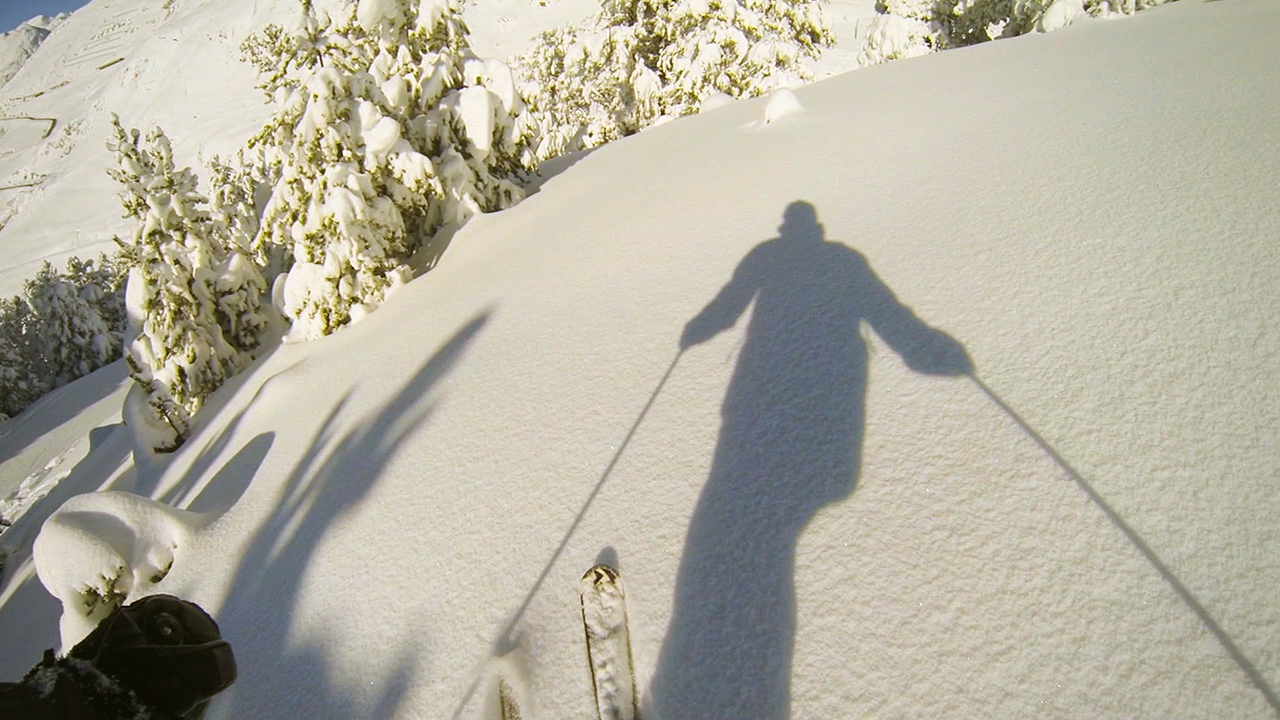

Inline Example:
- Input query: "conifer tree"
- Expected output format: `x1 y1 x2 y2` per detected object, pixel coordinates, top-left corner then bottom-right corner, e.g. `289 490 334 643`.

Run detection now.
517 0 834 156
0 296 45 420
23 260 120 387
857 0 1172 66
65 254 129 344
0 254 126 420
108 116 269 449
207 149 270 262
242 0 537 339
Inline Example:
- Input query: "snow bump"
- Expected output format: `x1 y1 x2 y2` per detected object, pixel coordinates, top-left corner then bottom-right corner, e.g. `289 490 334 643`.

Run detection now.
762 87 804 125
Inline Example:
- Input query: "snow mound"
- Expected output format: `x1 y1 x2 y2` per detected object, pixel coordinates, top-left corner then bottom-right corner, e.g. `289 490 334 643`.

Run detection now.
761 87 805 125
699 92 734 113
33 491 200 649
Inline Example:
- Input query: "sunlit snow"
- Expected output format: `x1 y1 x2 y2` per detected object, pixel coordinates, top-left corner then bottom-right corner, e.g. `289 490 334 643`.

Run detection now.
1 0 1277 719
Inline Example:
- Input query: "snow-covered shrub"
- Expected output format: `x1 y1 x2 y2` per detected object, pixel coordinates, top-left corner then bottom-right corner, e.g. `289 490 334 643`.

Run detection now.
939 0 1047 47
22 260 121 387
241 0 537 339
858 0 1172 65
856 11 935 66
206 149 272 263
108 116 270 449
204 150 284 353
857 0 1018 58
518 25 647 154
0 255 127 419
517 0 834 156
0 296 45 418
1083 0 1169 16
65 254 129 342
34 490 198 649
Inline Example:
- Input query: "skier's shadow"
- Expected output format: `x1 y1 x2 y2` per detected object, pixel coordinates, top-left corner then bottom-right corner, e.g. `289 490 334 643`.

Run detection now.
648 202 970 719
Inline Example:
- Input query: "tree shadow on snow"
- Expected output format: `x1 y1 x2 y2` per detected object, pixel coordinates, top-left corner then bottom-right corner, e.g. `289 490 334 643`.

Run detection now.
211 311 490 720
182 433 275 516
0 421 132 677
116 404 257 503
0 419 275 677
647 202 971 720
0 563 63 679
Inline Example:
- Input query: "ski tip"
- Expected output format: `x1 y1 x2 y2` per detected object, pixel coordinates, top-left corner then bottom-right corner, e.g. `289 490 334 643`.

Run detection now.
497 677 522 720
582 563 620 584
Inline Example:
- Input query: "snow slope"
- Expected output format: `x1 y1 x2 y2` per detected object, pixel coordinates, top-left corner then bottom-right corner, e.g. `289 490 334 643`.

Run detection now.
0 18 57 89
0 0 297 296
2 0 1279 719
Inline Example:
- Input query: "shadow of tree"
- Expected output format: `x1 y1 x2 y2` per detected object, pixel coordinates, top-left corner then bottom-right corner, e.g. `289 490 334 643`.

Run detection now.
122 353 303 503
0 420 134 680
210 311 491 720
648 202 970 720
0 554 63 679
178 432 275 516
0 384 273 676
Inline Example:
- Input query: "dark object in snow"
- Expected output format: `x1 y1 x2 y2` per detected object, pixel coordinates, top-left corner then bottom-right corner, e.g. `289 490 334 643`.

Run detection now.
0 594 236 719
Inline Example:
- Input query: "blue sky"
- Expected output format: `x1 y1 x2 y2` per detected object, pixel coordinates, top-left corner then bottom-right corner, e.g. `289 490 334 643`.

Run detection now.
0 0 89 35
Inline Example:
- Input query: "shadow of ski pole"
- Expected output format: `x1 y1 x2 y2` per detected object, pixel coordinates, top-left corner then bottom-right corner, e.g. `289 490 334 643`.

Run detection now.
448 350 684 720
971 374 1280 717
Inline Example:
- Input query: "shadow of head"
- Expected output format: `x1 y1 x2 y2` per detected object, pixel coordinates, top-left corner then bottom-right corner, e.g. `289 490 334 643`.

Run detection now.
779 200 822 242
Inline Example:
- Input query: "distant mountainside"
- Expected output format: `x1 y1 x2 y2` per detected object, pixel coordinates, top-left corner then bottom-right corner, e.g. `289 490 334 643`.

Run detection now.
20 14 67 32
0 15 68 89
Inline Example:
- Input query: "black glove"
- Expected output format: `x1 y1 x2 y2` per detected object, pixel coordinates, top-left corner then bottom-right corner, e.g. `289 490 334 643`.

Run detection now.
67 594 237 718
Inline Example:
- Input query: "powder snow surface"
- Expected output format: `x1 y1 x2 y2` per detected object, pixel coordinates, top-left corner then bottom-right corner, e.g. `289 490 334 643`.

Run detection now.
1 1 1279 719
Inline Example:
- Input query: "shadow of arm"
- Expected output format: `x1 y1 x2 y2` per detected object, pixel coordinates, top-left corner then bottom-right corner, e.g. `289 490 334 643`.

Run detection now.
681 250 761 349
859 261 971 376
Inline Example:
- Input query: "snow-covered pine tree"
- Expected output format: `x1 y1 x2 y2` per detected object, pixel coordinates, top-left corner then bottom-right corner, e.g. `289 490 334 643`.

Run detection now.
108 116 270 449
855 0 937 66
22 260 121 388
0 296 45 420
517 24 651 155
65 254 129 343
646 0 833 113
207 149 270 260
857 0 1172 65
205 150 284 352
241 0 538 339
0 254 126 420
517 0 834 157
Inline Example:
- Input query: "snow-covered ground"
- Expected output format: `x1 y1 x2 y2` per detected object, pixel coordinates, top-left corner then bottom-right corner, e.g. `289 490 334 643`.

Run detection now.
2 0 1279 718
0 15 66 89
